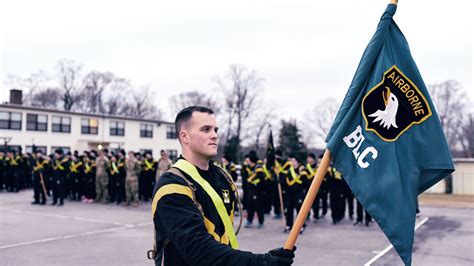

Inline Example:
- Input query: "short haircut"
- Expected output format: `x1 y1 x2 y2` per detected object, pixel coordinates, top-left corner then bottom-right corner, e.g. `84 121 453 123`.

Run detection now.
175 106 215 140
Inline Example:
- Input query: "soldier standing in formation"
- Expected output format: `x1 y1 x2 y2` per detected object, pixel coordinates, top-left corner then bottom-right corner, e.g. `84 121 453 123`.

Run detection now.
156 150 171 182
69 153 83 201
83 152 96 203
283 157 307 233
31 150 49 205
95 149 110 203
125 151 141 207
141 151 157 202
244 152 265 229
51 149 69 206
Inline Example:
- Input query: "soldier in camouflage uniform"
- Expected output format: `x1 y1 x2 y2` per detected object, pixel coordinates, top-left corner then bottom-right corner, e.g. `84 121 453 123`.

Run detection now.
124 151 141 207
94 149 110 203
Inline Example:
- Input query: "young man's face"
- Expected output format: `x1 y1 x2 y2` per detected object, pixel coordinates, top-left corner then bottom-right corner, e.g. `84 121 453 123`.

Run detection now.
307 156 314 165
290 158 299 168
182 112 219 159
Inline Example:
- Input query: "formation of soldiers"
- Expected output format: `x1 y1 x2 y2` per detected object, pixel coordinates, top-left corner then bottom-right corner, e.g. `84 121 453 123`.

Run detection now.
232 149 373 233
0 148 172 207
1 146 372 230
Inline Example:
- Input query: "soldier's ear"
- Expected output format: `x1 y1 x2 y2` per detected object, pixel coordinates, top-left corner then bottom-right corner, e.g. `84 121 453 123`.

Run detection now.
180 130 189 144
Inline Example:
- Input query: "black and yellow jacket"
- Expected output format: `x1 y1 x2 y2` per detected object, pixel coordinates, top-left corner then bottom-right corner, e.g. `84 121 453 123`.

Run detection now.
246 163 265 190
275 159 291 184
52 157 70 179
283 164 307 193
109 158 126 179
223 162 238 182
152 157 274 266
33 157 49 175
143 158 158 176
69 160 84 180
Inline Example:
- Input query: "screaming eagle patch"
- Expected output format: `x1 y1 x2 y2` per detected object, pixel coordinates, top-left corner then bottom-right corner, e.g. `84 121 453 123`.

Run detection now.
362 65 432 142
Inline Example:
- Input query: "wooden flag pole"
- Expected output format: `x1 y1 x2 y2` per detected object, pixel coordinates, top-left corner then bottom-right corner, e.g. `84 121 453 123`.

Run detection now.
277 181 286 227
284 149 332 250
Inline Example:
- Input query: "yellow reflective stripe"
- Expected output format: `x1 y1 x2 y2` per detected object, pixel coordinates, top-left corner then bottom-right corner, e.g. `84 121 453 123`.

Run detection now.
262 165 272 180
111 162 119 174
306 163 315 176
151 184 193 217
250 179 261 185
173 159 239 249
289 167 302 185
70 162 83 173
144 159 155 171
54 160 65 171
84 163 92 173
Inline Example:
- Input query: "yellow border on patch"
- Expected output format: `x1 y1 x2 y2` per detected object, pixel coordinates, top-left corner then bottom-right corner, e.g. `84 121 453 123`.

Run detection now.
361 65 433 142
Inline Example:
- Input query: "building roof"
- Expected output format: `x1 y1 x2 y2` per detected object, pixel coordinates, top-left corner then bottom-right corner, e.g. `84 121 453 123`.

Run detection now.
453 158 474 163
0 103 173 125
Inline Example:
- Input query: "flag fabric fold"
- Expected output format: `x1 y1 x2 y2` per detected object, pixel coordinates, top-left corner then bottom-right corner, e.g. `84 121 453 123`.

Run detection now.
325 4 454 265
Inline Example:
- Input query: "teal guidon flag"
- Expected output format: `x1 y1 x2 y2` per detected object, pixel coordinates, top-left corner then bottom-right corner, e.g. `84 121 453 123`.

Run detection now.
325 4 454 265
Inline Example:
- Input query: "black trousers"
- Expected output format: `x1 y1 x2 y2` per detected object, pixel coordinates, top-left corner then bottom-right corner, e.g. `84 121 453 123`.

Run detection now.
356 200 372 223
313 189 328 218
114 178 125 204
70 174 81 200
246 187 264 224
272 182 282 215
52 177 65 204
330 191 346 222
85 174 96 199
262 181 273 213
109 174 117 202
32 172 46 203
346 192 355 218
283 189 304 228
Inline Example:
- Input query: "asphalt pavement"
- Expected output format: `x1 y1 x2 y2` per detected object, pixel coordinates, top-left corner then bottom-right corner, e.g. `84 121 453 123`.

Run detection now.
1 190 473 265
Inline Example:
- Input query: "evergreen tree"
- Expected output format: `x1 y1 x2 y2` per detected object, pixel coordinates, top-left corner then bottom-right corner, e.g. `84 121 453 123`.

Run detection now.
278 119 308 163
223 135 240 163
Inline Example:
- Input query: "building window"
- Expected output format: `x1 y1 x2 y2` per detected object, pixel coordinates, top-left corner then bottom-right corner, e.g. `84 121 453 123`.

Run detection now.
1 145 22 152
166 125 177 139
110 121 125 136
52 116 71 133
167 149 178 160
139 149 153 156
26 146 47 154
26 114 48 131
51 146 71 154
0 111 22 130
81 118 98 134
140 124 153 138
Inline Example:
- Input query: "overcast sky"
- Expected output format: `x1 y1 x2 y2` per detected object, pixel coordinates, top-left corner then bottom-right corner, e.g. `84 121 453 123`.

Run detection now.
0 0 472 122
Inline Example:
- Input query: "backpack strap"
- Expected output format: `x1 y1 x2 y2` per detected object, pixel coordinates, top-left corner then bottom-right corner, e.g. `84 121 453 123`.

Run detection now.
148 167 203 262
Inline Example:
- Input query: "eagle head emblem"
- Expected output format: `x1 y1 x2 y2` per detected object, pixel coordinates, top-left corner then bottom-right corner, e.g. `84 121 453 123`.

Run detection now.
368 87 399 129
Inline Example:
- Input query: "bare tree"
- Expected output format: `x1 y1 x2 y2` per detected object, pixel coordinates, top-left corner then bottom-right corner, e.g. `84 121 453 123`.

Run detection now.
104 77 132 115
241 102 278 149
429 80 469 152
458 112 474 157
122 85 163 120
303 97 340 148
215 65 263 143
4 71 48 104
56 59 83 111
29 87 62 109
169 90 219 115
81 71 114 113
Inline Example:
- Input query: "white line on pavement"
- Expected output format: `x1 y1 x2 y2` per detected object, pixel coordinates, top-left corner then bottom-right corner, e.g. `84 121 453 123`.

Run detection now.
364 217 430 266
0 208 133 226
0 221 151 250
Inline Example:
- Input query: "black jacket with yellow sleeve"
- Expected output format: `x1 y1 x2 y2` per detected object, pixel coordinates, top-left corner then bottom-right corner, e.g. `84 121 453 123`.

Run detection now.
152 158 275 266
